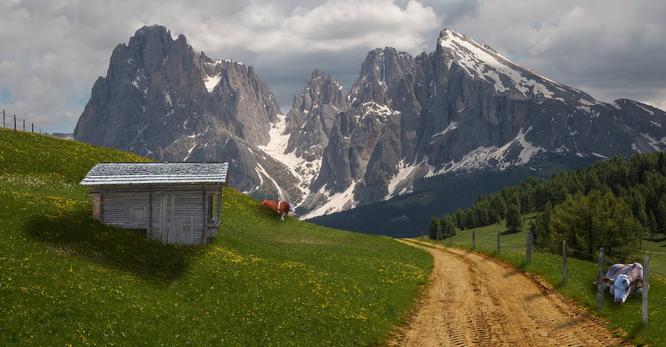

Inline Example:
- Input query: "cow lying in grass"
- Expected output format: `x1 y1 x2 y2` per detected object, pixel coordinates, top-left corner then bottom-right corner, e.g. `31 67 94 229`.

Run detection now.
261 199 294 221
602 263 644 304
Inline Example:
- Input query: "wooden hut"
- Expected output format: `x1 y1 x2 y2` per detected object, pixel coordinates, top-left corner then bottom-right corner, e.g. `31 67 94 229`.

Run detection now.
80 162 229 245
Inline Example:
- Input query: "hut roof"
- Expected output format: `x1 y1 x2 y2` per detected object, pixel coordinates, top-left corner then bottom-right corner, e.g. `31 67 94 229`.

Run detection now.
80 162 229 186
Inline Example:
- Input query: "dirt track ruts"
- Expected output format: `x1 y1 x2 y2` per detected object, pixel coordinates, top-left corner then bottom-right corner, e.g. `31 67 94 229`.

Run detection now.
389 239 629 347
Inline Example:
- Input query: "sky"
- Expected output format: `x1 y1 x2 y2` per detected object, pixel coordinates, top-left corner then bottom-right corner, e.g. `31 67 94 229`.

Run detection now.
0 0 665 133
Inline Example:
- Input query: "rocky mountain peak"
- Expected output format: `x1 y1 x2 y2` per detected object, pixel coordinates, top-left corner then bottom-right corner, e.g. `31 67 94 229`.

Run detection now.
284 69 348 161
349 47 414 108
299 28 666 219
75 24 287 198
75 25 666 224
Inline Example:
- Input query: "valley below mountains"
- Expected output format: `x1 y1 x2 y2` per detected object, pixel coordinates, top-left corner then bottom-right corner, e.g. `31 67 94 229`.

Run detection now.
74 25 666 234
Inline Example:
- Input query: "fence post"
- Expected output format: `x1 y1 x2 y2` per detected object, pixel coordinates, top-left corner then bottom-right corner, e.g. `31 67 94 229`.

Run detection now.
13 114 16 131
22 119 25 132
472 230 476 249
562 240 568 284
596 248 605 310
496 231 500 254
642 255 650 324
526 230 533 263
31 123 34 133
2 109 5 128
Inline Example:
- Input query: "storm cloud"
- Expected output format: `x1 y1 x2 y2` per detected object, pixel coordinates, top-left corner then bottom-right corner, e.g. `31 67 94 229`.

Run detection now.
0 0 664 132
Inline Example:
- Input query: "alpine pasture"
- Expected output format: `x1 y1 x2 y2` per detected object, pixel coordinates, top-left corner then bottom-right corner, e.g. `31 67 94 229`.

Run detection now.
0 129 431 345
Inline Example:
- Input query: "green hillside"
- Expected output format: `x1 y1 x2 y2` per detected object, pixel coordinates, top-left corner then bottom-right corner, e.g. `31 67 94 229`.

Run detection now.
0 129 431 346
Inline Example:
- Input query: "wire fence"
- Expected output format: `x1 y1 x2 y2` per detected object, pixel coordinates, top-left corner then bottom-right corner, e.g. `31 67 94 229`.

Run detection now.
1 108 43 134
436 229 661 324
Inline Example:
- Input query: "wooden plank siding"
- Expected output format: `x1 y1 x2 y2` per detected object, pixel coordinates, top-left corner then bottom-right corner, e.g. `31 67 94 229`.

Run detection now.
102 191 150 228
150 190 205 245
89 184 224 245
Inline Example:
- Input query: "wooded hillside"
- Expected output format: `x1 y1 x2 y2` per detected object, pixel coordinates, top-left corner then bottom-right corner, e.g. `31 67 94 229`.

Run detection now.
434 152 666 259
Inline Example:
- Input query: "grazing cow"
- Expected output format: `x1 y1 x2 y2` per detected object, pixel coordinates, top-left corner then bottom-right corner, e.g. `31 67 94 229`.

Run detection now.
602 263 644 304
261 199 294 221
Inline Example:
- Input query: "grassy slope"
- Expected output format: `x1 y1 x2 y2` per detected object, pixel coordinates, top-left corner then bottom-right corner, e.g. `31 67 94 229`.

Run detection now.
0 129 432 346
429 216 666 346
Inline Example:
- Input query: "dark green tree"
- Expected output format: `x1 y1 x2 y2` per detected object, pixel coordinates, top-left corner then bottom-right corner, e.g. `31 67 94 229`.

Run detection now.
549 191 641 259
429 218 442 240
648 211 658 240
464 209 477 229
441 216 457 237
506 204 522 233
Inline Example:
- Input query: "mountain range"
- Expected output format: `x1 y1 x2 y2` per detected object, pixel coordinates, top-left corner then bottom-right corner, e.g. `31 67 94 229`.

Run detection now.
74 25 666 234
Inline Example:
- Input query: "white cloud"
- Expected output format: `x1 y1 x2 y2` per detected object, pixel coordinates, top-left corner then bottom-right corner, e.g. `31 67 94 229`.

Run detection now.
179 0 439 53
0 0 664 132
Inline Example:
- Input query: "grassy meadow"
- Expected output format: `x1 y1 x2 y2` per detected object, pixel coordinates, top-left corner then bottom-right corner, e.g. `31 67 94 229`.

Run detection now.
0 129 432 346
426 216 666 346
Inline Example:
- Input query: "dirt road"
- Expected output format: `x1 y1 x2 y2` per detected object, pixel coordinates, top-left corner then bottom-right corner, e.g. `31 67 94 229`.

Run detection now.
389 240 629 347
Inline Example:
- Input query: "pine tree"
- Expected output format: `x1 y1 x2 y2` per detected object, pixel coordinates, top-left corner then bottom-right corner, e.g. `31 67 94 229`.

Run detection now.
454 210 465 229
649 211 658 240
505 204 522 233
464 209 477 229
429 218 442 240
657 196 666 234
441 216 457 238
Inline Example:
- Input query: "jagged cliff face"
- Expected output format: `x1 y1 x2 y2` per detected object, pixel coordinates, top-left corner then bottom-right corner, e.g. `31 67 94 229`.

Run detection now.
290 29 666 218
285 69 348 161
74 26 666 220
74 25 297 196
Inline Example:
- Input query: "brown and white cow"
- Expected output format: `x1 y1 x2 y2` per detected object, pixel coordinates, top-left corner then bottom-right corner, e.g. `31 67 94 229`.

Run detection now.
261 199 294 221
602 263 644 304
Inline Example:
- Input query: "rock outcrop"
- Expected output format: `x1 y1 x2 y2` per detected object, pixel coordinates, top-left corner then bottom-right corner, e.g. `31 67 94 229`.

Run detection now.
74 26 666 221
74 25 297 198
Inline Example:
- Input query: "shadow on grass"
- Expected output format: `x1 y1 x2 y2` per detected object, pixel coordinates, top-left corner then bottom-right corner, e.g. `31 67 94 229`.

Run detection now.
24 210 203 284
650 235 666 243
500 229 519 236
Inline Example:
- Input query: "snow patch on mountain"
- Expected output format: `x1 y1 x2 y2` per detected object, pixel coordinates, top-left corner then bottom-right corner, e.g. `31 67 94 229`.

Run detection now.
203 73 221 93
358 102 399 120
640 132 666 150
302 182 357 219
433 127 545 175
440 29 556 98
385 160 420 199
258 113 322 204
431 121 459 140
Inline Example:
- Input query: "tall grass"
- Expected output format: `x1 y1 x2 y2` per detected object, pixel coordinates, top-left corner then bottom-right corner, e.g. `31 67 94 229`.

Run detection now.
0 129 432 345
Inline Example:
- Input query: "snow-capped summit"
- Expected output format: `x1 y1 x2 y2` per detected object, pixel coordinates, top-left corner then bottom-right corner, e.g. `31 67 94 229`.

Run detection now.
295 28 666 218
74 25 666 224
437 28 597 104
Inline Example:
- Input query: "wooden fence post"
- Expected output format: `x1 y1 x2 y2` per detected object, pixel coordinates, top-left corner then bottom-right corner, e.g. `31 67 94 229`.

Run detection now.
22 119 25 132
496 231 500 254
562 240 568 284
2 109 5 128
642 255 650 324
472 230 476 249
13 114 16 131
596 248 605 310
31 123 34 133
526 230 533 263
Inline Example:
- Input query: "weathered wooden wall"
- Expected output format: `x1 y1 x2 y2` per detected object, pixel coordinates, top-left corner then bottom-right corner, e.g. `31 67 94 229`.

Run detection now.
102 191 150 228
150 190 205 245
89 184 223 245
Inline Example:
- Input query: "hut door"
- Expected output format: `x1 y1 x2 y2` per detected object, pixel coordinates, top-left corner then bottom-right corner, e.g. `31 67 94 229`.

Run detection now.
159 192 176 242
